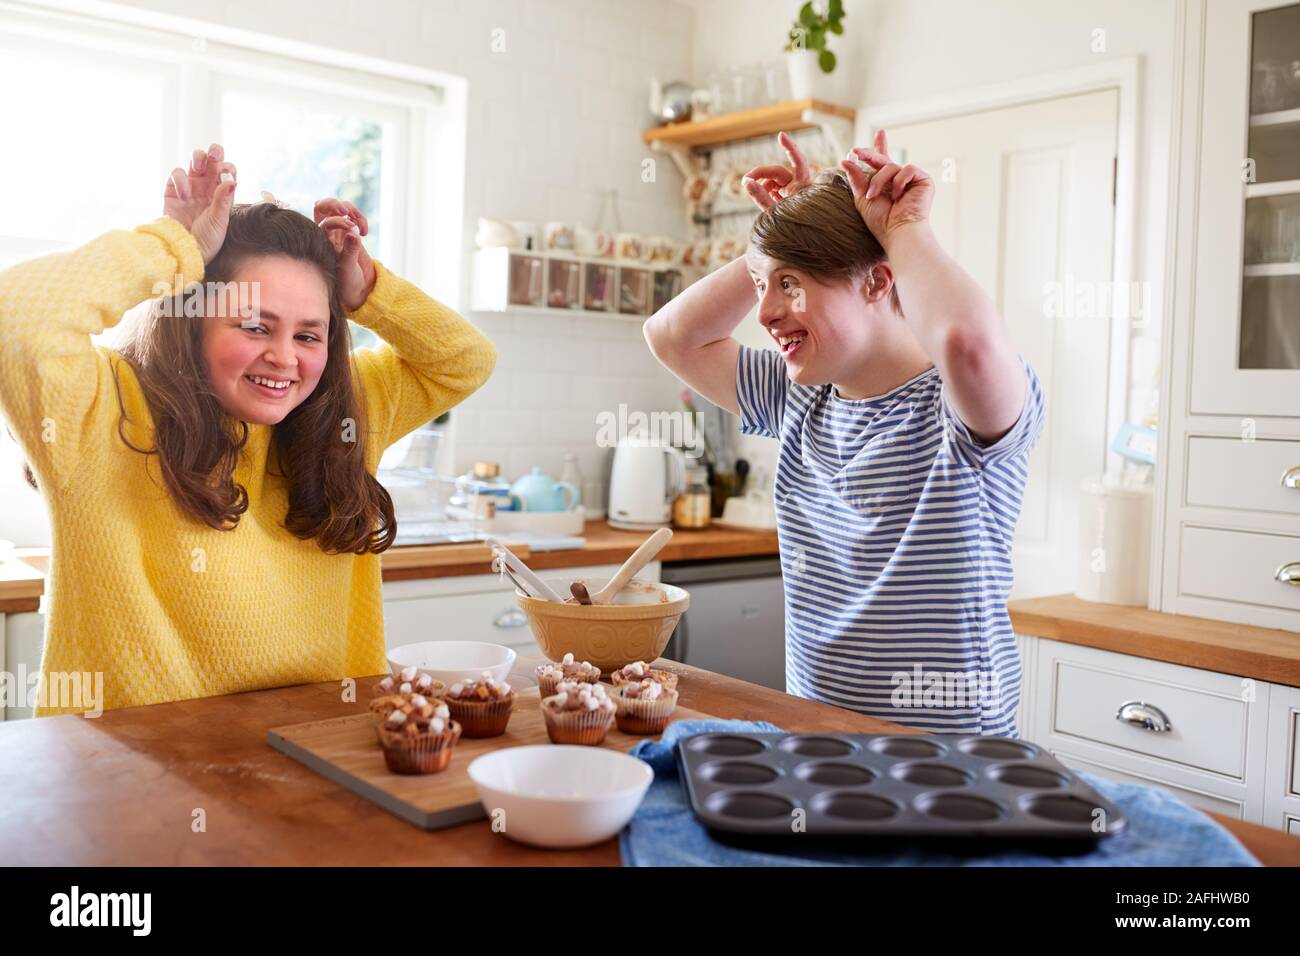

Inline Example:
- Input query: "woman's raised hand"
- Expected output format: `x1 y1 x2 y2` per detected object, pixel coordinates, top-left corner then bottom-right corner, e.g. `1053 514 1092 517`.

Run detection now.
743 131 813 210
163 143 238 264
313 198 375 312
839 129 934 245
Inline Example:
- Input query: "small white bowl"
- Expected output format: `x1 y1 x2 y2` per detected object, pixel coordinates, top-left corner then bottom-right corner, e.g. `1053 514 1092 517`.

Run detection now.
386 641 516 688
467 745 653 848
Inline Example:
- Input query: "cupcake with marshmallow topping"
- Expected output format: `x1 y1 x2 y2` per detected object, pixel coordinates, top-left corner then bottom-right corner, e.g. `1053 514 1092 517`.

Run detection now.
541 679 616 746
376 698 461 774
375 666 445 701
610 660 678 692
443 671 515 738
535 653 601 698
610 678 679 735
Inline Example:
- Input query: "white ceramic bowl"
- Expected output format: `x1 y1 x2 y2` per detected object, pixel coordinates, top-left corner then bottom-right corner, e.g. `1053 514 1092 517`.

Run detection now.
386 641 516 688
467 745 654 848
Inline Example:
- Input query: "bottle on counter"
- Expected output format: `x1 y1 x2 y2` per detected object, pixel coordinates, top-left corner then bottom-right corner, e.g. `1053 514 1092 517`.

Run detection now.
673 463 712 529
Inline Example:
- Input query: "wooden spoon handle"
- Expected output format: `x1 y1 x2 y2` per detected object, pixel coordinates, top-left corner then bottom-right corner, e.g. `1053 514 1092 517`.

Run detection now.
592 527 673 604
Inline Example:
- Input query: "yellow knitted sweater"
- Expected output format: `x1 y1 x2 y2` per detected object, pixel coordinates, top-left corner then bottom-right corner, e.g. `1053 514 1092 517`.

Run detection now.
0 217 496 716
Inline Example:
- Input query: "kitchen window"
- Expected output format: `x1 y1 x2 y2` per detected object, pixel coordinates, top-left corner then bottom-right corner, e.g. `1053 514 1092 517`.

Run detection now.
0 3 465 542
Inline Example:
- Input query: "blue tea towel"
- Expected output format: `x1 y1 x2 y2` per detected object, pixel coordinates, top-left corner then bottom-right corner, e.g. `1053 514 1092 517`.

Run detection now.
618 720 1261 867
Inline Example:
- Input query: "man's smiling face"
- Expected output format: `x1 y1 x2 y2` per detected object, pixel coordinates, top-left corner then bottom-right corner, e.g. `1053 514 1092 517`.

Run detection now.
746 246 877 387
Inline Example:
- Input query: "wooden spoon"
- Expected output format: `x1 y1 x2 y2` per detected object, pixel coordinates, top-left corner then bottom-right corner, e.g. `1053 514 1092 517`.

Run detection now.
569 581 593 605
590 527 673 605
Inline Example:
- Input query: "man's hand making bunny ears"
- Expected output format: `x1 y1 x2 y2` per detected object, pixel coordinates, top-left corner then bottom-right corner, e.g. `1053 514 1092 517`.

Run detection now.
839 129 935 247
163 143 238 264
313 198 376 312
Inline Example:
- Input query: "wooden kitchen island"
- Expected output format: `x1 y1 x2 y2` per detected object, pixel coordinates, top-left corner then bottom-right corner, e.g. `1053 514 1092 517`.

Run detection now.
2 655 1298 866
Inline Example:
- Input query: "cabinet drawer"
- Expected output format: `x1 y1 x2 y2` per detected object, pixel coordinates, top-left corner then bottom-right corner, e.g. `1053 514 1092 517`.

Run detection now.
1179 525 1300 612
1291 710 1300 799
1051 750 1244 819
1050 657 1248 779
384 590 537 651
1186 437 1300 516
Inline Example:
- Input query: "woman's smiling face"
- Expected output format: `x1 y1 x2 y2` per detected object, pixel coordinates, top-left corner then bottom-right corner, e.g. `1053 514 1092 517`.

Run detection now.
201 254 331 425
746 246 874 387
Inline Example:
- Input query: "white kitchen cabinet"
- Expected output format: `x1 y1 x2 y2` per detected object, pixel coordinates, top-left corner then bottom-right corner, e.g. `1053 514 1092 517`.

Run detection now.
1 609 45 721
380 561 661 659
1025 637 1271 823
1158 0 1300 630
1188 0 1300 414
1263 683 1300 832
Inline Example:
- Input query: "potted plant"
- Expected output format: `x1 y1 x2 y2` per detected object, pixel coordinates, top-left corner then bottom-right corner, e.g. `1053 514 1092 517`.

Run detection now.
785 0 846 101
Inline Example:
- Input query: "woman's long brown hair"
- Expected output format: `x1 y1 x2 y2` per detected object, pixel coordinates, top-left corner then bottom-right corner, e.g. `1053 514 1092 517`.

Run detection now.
22 202 396 554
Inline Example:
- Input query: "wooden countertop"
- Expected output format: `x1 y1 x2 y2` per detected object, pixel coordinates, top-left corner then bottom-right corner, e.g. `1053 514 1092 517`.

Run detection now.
1009 594 1300 689
1 655 1296 866
0 521 779 613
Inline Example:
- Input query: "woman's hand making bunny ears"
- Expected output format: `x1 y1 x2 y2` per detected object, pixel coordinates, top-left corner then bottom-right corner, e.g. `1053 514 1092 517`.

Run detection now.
839 129 934 246
313 198 375 312
742 131 814 210
163 143 238 264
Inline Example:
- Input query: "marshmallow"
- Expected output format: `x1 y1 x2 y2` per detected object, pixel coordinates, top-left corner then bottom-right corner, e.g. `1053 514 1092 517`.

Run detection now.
400 666 418 682
386 710 406 725
410 694 428 708
435 704 450 719
377 676 395 692
399 682 412 695
430 717 445 734
450 682 465 696
562 653 575 665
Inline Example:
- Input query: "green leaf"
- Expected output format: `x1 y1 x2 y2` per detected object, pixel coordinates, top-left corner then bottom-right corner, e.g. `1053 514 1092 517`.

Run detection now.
808 26 826 50
819 48 836 73
798 2 817 29
828 0 845 18
828 20 844 34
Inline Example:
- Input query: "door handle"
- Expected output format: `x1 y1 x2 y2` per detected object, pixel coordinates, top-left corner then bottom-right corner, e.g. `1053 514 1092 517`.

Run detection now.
1281 465 1300 489
1115 700 1172 733
1276 562 1300 587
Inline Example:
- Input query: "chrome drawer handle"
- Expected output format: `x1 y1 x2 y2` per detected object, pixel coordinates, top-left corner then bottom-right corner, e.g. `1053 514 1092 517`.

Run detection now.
1277 562 1300 587
1282 465 1300 489
493 608 527 628
1116 700 1172 733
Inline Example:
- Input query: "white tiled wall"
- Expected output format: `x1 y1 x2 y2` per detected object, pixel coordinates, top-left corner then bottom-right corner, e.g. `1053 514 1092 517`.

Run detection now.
105 0 697 515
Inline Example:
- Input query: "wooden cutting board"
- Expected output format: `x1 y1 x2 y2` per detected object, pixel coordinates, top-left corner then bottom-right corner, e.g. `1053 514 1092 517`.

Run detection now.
267 685 711 831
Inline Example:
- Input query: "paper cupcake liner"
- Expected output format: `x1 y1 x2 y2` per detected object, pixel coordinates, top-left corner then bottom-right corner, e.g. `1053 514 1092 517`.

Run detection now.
376 720 462 775
535 669 601 699
445 694 514 738
611 668 679 692
541 696 615 746
611 686 679 735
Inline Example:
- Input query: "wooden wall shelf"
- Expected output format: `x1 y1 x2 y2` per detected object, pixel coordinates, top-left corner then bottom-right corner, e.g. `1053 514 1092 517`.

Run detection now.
642 98 855 149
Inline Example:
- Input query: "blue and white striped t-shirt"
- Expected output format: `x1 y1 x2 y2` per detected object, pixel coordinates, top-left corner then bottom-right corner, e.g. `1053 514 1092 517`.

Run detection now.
736 346 1046 736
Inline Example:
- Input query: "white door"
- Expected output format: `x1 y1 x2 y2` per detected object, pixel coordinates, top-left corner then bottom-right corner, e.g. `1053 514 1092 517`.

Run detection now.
882 90 1119 598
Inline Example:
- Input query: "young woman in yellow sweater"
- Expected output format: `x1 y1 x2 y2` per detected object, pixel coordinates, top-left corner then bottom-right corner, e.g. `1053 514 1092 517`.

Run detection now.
0 143 496 716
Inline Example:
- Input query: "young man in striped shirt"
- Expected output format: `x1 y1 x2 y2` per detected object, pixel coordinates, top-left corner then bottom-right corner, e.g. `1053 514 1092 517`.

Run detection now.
643 130 1045 736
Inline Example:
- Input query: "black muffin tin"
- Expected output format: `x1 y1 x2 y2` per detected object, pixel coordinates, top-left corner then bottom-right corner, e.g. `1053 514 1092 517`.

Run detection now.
676 732 1127 845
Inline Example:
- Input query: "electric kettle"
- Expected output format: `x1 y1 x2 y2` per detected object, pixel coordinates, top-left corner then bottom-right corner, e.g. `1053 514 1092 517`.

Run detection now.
606 435 687 530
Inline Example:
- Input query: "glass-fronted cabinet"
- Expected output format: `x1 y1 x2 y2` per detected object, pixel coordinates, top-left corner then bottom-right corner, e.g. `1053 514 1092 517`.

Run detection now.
1192 0 1300 415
